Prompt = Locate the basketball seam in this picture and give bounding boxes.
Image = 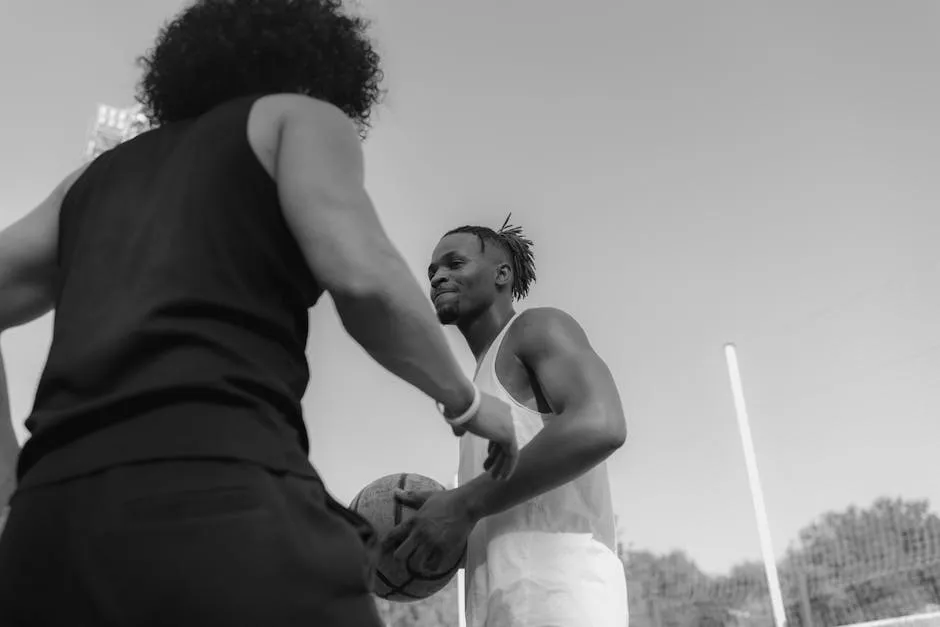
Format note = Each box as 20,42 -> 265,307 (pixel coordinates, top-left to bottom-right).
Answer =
393,473 -> 407,526
362,473 -> 460,602
374,569 -> 423,600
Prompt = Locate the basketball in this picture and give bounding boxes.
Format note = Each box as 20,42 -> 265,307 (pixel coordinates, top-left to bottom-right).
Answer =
351,473 -> 466,602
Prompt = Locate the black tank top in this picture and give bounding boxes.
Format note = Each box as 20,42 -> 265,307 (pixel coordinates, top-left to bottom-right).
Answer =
17,95 -> 324,488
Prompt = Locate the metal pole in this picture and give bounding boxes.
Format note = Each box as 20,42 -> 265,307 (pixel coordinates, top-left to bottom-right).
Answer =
724,343 -> 788,627
455,459 -> 466,627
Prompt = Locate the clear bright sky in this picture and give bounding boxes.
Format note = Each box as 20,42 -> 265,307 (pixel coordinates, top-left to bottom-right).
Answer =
1,0 -> 938,575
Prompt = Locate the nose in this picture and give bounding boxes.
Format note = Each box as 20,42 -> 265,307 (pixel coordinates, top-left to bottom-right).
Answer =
430,272 -> 448,289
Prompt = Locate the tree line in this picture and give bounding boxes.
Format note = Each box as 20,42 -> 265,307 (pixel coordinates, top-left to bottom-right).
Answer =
374,497 -> 940,627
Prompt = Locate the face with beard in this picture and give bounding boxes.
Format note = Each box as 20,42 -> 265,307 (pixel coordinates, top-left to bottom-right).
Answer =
428,232 -> 512,325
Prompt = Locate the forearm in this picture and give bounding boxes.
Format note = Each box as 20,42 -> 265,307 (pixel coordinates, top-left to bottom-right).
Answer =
0,338 -> 18,507
333,257 -> 474,416
456,408 -> 623,522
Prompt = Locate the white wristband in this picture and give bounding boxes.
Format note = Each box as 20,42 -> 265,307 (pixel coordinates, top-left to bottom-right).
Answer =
438,384 -> 481,427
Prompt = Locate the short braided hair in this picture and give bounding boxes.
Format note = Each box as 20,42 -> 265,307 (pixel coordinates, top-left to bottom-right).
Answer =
445,214 -> 536,301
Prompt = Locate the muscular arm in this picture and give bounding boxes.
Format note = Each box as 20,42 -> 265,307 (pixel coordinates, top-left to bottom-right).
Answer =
0,165 -> 87,506
0,164 -> 87,331
276,96 -> 477,416
455,308 -> 627,521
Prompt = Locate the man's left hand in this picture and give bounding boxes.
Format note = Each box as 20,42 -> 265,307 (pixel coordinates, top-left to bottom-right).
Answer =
383,488 -> 475,573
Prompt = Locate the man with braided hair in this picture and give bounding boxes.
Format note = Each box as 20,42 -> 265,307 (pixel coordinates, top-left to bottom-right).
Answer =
385,217 -> 630,626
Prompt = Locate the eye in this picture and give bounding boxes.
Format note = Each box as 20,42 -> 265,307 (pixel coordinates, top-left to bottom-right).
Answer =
450,260 -> 465,269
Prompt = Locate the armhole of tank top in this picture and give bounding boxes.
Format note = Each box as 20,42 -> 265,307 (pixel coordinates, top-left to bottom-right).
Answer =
243,94 -> 280,183
487,312 -> 538,413
483,312 -> 514,374
475,312 -> 518,378
241,94 -> 322,306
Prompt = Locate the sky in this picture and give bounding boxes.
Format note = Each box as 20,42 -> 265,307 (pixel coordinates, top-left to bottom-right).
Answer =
1,0 -> 938,575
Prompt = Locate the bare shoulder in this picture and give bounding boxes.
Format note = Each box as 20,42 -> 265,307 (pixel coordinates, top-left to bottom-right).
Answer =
512,307 -> 592,356
247,94 -> 361,179
0,164 -> 90,328
256,93 -> 357,133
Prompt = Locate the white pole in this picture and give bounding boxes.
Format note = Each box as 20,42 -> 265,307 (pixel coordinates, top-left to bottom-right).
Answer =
724,343 -> 787,627
457,556 -> 467,627
455,453 -> 467,627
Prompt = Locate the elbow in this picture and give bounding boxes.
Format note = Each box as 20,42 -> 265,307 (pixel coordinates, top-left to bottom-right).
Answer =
577,412 -> 626,454
327,255 -> 402,303
330,276 -> 385,302
606,424 -> 627,451
559,396 -> 627,454
600,412 -> 627,451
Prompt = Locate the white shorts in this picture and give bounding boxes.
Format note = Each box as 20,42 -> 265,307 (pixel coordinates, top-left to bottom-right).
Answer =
465,531 -> 629,627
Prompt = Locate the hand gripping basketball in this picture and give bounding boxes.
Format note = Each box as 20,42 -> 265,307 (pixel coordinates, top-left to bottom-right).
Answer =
351,473 -> 465,601
459,392 -> 519,480
387,488 -> 473,576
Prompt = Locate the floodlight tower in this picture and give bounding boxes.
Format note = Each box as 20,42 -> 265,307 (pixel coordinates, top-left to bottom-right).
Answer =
84,103 -> 150,162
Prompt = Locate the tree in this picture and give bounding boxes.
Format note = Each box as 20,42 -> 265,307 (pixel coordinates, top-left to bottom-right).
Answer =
622,548 -> 743,627
780,498 -> 940,627
708,561 -> 773,626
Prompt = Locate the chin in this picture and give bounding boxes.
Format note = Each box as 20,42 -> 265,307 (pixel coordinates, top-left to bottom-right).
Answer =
436,307 -> 460,325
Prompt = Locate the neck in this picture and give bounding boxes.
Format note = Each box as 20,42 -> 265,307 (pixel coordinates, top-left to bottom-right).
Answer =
458,299 -> 517,361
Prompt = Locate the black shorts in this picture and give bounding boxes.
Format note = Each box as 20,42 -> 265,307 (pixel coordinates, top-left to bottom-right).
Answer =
0,459 -> 384,627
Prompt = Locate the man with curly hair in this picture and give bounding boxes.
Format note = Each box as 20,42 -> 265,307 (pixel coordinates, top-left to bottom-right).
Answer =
386,218 -> 630,626
0,1 -> 519,624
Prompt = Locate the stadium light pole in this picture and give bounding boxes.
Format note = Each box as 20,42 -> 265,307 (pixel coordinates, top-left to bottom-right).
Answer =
724,343 -> 788,627
85,103 -> 150,162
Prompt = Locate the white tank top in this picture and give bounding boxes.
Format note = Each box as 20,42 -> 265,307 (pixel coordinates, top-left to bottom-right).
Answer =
458,310 -> 618,555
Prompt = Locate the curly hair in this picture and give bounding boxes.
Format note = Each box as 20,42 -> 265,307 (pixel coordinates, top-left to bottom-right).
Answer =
135,0 -> 384,137
446,215 -> 537,301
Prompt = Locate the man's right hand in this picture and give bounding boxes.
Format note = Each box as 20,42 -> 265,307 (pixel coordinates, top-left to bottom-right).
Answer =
459,393 -> 518,481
